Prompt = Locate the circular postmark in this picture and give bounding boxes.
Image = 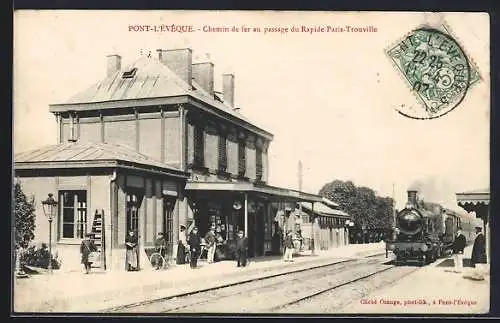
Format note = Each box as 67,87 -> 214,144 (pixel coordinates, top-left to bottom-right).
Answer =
388,28 -> 471,119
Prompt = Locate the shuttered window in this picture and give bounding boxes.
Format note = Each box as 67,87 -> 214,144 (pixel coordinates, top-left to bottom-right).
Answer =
256,148 -> 263,181
238,139 -> 246,176
194,126 -> 205,167
218,134 -> 228,172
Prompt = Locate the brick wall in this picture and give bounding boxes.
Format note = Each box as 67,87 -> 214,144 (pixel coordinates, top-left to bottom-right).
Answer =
61,122 -> 70,142
186,122 -> 194,166
16,174 -> 111,271
155,181 -> 163,235
165,116 -> 180,165
246,142 -> 257,180
262,150 -> 269,182
227,138 -> 238,175
79,122 -> 102,143
116,175 -> 126,249
105,120 -> 136,150
204,125 -> 218,171
145,178 -> 154,244
139,118 -> 162,161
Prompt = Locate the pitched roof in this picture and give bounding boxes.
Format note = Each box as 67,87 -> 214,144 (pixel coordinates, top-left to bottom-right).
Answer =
300,201 -> 350,218
53,56 -> 270,137
14,141 -> 187,176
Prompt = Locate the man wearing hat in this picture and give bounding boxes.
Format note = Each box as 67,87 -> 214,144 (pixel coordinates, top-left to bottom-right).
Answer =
188,226 -> 201,269
80,233 -> 97,274
205,226 -> 217,264
236,230 -> 248,267
471,226 -> 487,268
452,227 -> 466,273
284,230 -> 294,262
154,232 -> 167,269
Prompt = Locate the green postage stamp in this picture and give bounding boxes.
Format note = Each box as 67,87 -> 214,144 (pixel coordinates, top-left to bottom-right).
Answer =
386,25 -> 481,119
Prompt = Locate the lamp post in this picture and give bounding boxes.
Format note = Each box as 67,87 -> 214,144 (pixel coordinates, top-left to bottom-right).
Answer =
41,193 -> 58,273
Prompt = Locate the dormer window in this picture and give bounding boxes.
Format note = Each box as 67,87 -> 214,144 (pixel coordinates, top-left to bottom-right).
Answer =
122,68 -> 138,79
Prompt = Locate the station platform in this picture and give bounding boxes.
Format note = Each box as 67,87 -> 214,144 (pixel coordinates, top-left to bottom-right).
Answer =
340,244 -> 490,314
14,242 -> 385,313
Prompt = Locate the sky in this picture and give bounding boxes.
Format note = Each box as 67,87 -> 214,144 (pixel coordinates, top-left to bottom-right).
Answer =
13,11 -> 490,212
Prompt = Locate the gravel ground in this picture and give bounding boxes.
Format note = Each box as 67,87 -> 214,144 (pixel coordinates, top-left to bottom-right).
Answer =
116,255 -> 393,313
274,265 -> 418,313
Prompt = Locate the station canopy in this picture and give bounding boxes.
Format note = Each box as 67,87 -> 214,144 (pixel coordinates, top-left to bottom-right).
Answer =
456,188 -> 490,221
184,181 -> 323,203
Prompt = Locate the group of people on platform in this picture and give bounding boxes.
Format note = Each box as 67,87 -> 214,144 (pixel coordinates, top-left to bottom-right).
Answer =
452,225 -> 487,273
79,219 -> 313,273
149,223 -> 250,270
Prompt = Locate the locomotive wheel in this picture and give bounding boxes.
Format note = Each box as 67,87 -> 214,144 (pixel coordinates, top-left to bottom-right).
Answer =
425,252 -> 434,264
394,258 -> 401,266
419,255 -> 426,266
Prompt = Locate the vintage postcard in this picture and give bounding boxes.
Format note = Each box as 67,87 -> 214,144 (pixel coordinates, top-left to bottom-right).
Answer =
12,10 -> 490,315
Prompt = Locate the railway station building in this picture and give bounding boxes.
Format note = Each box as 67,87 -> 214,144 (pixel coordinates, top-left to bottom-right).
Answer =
14,48 -> 326,272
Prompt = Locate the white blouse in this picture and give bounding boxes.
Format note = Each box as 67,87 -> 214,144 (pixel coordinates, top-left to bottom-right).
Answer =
179,231 -> 187,247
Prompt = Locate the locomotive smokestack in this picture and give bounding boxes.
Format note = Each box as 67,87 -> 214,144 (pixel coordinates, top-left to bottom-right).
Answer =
407,190 -> 418,206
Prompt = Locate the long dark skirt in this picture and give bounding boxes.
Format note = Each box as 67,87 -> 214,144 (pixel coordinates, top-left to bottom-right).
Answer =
176,244 -> 186,264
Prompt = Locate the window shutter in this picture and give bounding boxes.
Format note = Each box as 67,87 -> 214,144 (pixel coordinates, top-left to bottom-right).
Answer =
194,126 -> 205,167
238,140 -> 246,176
256,148 -> 263,181
218,134 -> 227,171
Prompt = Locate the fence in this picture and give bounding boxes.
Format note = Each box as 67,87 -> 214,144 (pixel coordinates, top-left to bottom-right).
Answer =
317,228 -> 348,250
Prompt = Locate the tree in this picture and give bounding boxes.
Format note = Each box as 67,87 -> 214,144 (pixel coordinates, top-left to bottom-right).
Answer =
319,180 -> 394,229
14,182 -> 36,249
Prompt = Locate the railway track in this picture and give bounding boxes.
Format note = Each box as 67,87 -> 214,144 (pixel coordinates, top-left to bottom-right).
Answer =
107,253 -> 408,313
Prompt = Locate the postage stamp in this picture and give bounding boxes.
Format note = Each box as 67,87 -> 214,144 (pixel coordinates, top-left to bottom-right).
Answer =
386,25 -> 481,119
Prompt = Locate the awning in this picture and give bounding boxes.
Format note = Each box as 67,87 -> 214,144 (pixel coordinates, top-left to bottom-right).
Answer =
184,181 -> 323,202
456,188 -> 490,219
456,188 -> 490,205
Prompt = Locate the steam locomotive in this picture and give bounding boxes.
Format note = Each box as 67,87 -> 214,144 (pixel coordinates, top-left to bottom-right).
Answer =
386,190 -> 473,266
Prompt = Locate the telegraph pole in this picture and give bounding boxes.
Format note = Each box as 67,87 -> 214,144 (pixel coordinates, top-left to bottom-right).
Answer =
298,160 -> 303,251
392,183 -> 396,227
298,160 -> 303,215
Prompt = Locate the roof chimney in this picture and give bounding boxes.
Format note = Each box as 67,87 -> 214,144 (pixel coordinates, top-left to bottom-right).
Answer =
192,61 -> 214,97
106,54 -> 122,77
222,73 -> 235,109
157,48 -> 193,87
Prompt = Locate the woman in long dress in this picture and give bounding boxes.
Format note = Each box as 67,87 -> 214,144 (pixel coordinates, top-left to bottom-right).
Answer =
176,225 -> 188,264
125,231 -> 138,271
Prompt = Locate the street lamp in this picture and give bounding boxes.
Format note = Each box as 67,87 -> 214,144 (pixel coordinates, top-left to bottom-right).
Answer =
41,193 -> 58,273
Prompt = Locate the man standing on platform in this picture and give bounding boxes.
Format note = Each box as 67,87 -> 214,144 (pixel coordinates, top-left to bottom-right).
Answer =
205,226 -> 217,264
452,227 -> 466,273
188,227 -> 201,269
471,226 -> 487,268
154,232 -> 167,270
284,230 -> 294,262
236,230 -> 248,267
